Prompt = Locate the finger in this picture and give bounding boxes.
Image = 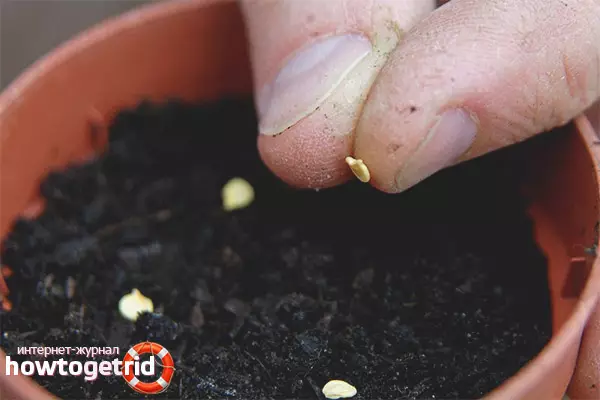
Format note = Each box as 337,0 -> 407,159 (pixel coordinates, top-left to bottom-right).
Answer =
240,0 -> 435,188
354,0 -> 600,193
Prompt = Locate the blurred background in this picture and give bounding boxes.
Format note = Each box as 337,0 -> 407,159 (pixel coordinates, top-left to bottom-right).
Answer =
1,0 -> 153,89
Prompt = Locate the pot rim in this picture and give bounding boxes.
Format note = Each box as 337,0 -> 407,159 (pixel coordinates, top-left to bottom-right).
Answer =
0,0 -> 201,118
485,114 -> 600,399
0,0 -> 599,399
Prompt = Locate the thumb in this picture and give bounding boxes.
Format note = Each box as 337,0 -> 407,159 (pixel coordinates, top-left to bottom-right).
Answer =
354,0 -> 600,193
240,0 -> 435,189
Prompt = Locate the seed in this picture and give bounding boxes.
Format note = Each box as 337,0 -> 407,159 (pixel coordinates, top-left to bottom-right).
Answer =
322,380 -> 357,399
118,288 -> 154,322
222,177 -> 255,211
345,157 -> 370,183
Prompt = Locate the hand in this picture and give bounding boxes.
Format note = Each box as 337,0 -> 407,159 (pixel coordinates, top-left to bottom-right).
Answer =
240,0 -> 600,193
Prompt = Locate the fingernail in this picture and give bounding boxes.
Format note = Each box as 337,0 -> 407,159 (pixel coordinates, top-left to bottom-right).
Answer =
396,108 -> 478,191
258,34 -> 372,136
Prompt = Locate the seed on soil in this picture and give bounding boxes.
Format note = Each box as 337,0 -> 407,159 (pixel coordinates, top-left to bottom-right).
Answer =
118,288 -> 154,322
322,379 -> 357,399
222,177 -> 255,211
345,157 -> 370,183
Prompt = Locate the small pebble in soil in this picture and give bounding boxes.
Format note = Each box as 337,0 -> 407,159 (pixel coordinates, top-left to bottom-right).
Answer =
322,379 -> 358,399
221,177 -> 255,211
0,98 -> 554,399
118,288 -> 154,322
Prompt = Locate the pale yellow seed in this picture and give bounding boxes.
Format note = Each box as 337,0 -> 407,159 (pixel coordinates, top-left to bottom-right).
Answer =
118,288 -> 154,322
345,157 -> 370,183
322,380 -> 357,399
222,177 -> 255,211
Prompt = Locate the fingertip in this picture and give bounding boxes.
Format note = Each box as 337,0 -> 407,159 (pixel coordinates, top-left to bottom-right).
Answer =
257,117 -> 353,189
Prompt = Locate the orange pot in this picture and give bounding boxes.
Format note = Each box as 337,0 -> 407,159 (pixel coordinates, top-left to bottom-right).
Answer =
0,0 -> 599,398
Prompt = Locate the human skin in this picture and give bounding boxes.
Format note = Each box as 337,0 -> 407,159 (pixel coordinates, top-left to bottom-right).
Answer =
239,0 -> 600,193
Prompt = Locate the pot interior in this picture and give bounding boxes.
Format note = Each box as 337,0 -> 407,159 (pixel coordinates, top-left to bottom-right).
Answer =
526,124 -> 599,333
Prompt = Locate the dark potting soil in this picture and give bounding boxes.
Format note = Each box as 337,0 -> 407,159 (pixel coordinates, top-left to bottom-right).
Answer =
0,98 -> 552,399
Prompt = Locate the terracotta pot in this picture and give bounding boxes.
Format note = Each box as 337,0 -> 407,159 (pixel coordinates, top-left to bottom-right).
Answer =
0,0 -> 599,398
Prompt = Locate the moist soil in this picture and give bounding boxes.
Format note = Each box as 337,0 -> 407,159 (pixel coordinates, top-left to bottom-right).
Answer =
0,98 -> 552,399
